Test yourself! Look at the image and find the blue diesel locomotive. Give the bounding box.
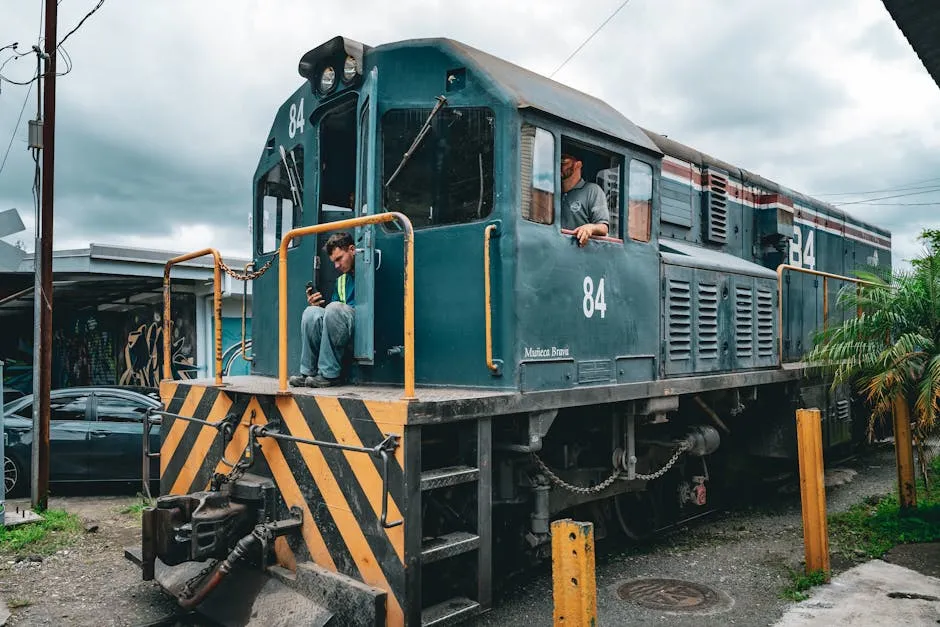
[137,36,892,626]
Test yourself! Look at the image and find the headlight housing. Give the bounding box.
[342,56,358,82]
[320,66,336,93]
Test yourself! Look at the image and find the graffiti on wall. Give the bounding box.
[2,295,199,392]
[53,315,116,388]
[119,308,197,387]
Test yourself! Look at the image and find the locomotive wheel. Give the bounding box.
[613,490,659,541]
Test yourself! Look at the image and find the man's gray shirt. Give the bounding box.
[562,179,609,229]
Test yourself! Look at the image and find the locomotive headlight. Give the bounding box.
[320,66,336,93]
[342,56,358,82]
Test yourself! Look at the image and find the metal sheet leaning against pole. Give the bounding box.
[796,408,830,578]
[552,519,597,627]
[277,212,415,398]
[162,249,224,386]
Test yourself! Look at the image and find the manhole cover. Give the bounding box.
[617,578,721,612]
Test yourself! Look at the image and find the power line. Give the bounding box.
[832,186,940,206]
[835,202,939,207]
[0,87,32,177]
[57,0,105,49]
[814,179,940,197]
[550,0,634,78]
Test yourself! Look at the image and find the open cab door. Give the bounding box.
[353,67,378,363]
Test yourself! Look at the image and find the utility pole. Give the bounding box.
[35,0,58,510]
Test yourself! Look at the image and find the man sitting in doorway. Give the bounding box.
[561,152,609,247]
[289,232,356,388]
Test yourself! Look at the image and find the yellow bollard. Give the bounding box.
[796,409,830,579]
[552,519,596,626]
[891,395,917,510]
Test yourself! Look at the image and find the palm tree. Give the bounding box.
[808,229,940,491]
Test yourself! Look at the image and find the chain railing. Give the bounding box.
[531,441,689,495]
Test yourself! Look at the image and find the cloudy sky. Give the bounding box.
[1,0,938,267]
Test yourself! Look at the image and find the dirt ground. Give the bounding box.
[0,495,177,627]
[0,445,932,626]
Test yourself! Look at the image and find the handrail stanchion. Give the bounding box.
[776,264,880,365]
[277,213,415,398]
[163,248,224,386]
[484,225,498,372]
[241,262,254,363]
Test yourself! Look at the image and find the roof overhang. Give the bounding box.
[882,0,940,90]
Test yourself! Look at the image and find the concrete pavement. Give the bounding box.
[774,559,940,626]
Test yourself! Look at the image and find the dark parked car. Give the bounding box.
[2,386,162,497]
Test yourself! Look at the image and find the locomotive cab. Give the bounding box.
[249,36,667,392]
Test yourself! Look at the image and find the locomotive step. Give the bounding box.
[420,465,479,491]
[421,531,480,564]
[421,597,481,627]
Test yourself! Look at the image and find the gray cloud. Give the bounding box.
[0,0,938,270]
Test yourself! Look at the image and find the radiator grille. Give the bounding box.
[735,285,754,359]
[697,282,719,360]
[836,399,850,421]
[757,289,774,358]
[667,279,692,361]
[705,171,729,244]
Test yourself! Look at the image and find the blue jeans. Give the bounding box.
[299,302,354,379]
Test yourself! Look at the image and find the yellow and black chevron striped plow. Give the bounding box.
[157,381,409,626]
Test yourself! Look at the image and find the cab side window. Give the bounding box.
[559,141,622,239]
[256,145,303,255]
[628,160,652,243]
[521,125,554,225]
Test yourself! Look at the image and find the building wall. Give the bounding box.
[1,296,197,394]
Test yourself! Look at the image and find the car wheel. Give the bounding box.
[4,456,25,498]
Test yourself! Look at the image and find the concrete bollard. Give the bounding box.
[552,518,596,626]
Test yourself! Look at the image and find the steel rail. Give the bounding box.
[278,213,415,398]
[163,248,223,385]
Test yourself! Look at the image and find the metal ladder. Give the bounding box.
[419,419,491,626]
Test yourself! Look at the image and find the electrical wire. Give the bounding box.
[0,87,32,177]
[814,179,940,197]
[550,0,634,78]
[832,187,940,206]
[57,0,105,49]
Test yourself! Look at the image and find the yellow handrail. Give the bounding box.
[776,264,880,364]
[278,213,415,398]
[163,248,223,385]
[241,262,254,363]
[484,225,498,372]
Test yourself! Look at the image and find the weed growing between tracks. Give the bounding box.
[0,509,83,555]
[829,455,940,561]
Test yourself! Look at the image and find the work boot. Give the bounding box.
[289,374,315,387]
[310,374,341,388]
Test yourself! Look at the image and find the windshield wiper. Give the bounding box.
[384,95,447,189]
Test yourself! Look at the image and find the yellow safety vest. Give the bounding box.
[337,274,348,304]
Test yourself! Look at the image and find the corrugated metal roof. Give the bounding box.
[883,0,940,90]
[426,39,662,155]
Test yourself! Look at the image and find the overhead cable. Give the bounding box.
[550,0,634,78]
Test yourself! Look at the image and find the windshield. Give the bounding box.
[382,107,495,229]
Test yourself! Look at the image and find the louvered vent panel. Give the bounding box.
[735,285,754,359]
[837,399,850,421]
[697,283,719,360]
[756,289,774,358]
[705,171,729,244]
[667,279,692,361]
